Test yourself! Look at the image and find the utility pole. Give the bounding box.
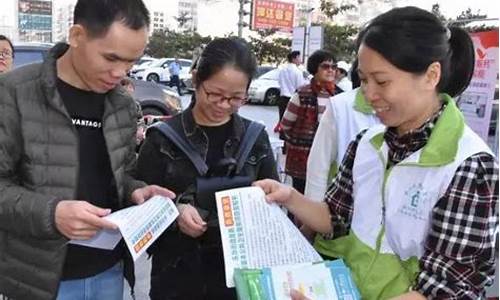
[299,0,314,63]
[238,0,251,38]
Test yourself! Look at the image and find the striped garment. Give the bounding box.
[281,81,336,179]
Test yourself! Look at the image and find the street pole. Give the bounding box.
[301,6,314,64]
[237,0,247,38]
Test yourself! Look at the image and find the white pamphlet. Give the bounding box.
[70,195,178,260]
[216,186,322,287]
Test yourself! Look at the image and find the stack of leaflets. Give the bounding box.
[234,259,360,300]
[215,187,360,300]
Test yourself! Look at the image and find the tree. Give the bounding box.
[318,0,358,61]
[247,29,291,65]
[175,11,193,30]
[321,23,358,61]
[320,0,356,19]
[431,3,496,33]
[145,29,212,59]
[431,4,447,23]
[453,8,487,27]
[451,8,494,32]
[146,30,170,58]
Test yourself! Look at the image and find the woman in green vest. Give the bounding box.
[255,6,498,300]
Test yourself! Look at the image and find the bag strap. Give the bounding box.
[152,120,264,176]
[235,121,265,174]
[152,122,209,176]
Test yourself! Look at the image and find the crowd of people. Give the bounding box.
[0,0,497,300]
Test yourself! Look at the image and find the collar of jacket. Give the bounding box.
[310,77,335,97]
[41,43,132,119]
[353,88,374,114]
[369,94,464,166]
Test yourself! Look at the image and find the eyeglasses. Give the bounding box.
[319,63,337,70]
[201,84,248,107]
[0,50,13,59]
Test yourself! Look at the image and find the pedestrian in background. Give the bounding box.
[0,1,174,299]
[281,50,339,194]
[256,6,497,299]
[0,35,14,74]
[335,60,353,92]
[276,50,307,136]
[169,57,182,95]
[137,37,278,300]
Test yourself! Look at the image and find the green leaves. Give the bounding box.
[145,29,213,59]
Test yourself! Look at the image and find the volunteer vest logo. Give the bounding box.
[400,183,430,220]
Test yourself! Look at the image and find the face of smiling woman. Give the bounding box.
[192,66,249,126]
[357,44,442,135]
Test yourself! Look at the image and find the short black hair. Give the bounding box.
[358,6,474,97]
[307,50,336,75]
[0,35,14,58]
[350,58,360,88]
[74,0,150,38]
[195,38,257,90]
[287,51,301,62]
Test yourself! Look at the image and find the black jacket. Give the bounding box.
[136,106,279,254]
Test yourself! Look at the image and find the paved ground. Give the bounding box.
[123,254,151,300]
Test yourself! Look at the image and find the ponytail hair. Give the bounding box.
[357,6,475,97]
[439,26,474,97]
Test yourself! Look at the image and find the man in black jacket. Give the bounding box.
[0,1,174,299]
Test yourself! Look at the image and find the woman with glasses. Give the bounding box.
[0,35,14,74]
[281,50,341,195]
[136,37,278,300]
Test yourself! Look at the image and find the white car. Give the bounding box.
[132,58,192,84]
[128,57,157,76]
[248,68,281,105]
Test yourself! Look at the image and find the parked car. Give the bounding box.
[131,78,182,117]
[12,42,52,68]
[183,76,195,93]
[132,58,192,85]
[128,56,157,76]
[253,65,276,79]
[248,68,281,105]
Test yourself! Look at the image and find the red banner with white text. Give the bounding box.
[251,0,294,32]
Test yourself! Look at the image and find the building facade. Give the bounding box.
[18,0,53,42]
[53,2,73,42]
[178,0,198,31]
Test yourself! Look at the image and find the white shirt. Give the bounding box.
[337,77,353,92]
[304,88,380,201]
[278,63,306,98]
[304,98,337,201]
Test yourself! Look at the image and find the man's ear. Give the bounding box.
[68,24,86,48]
[424,62,441,90]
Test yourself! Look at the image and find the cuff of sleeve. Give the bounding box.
[48,197,67,240]
[125,179,147,205]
